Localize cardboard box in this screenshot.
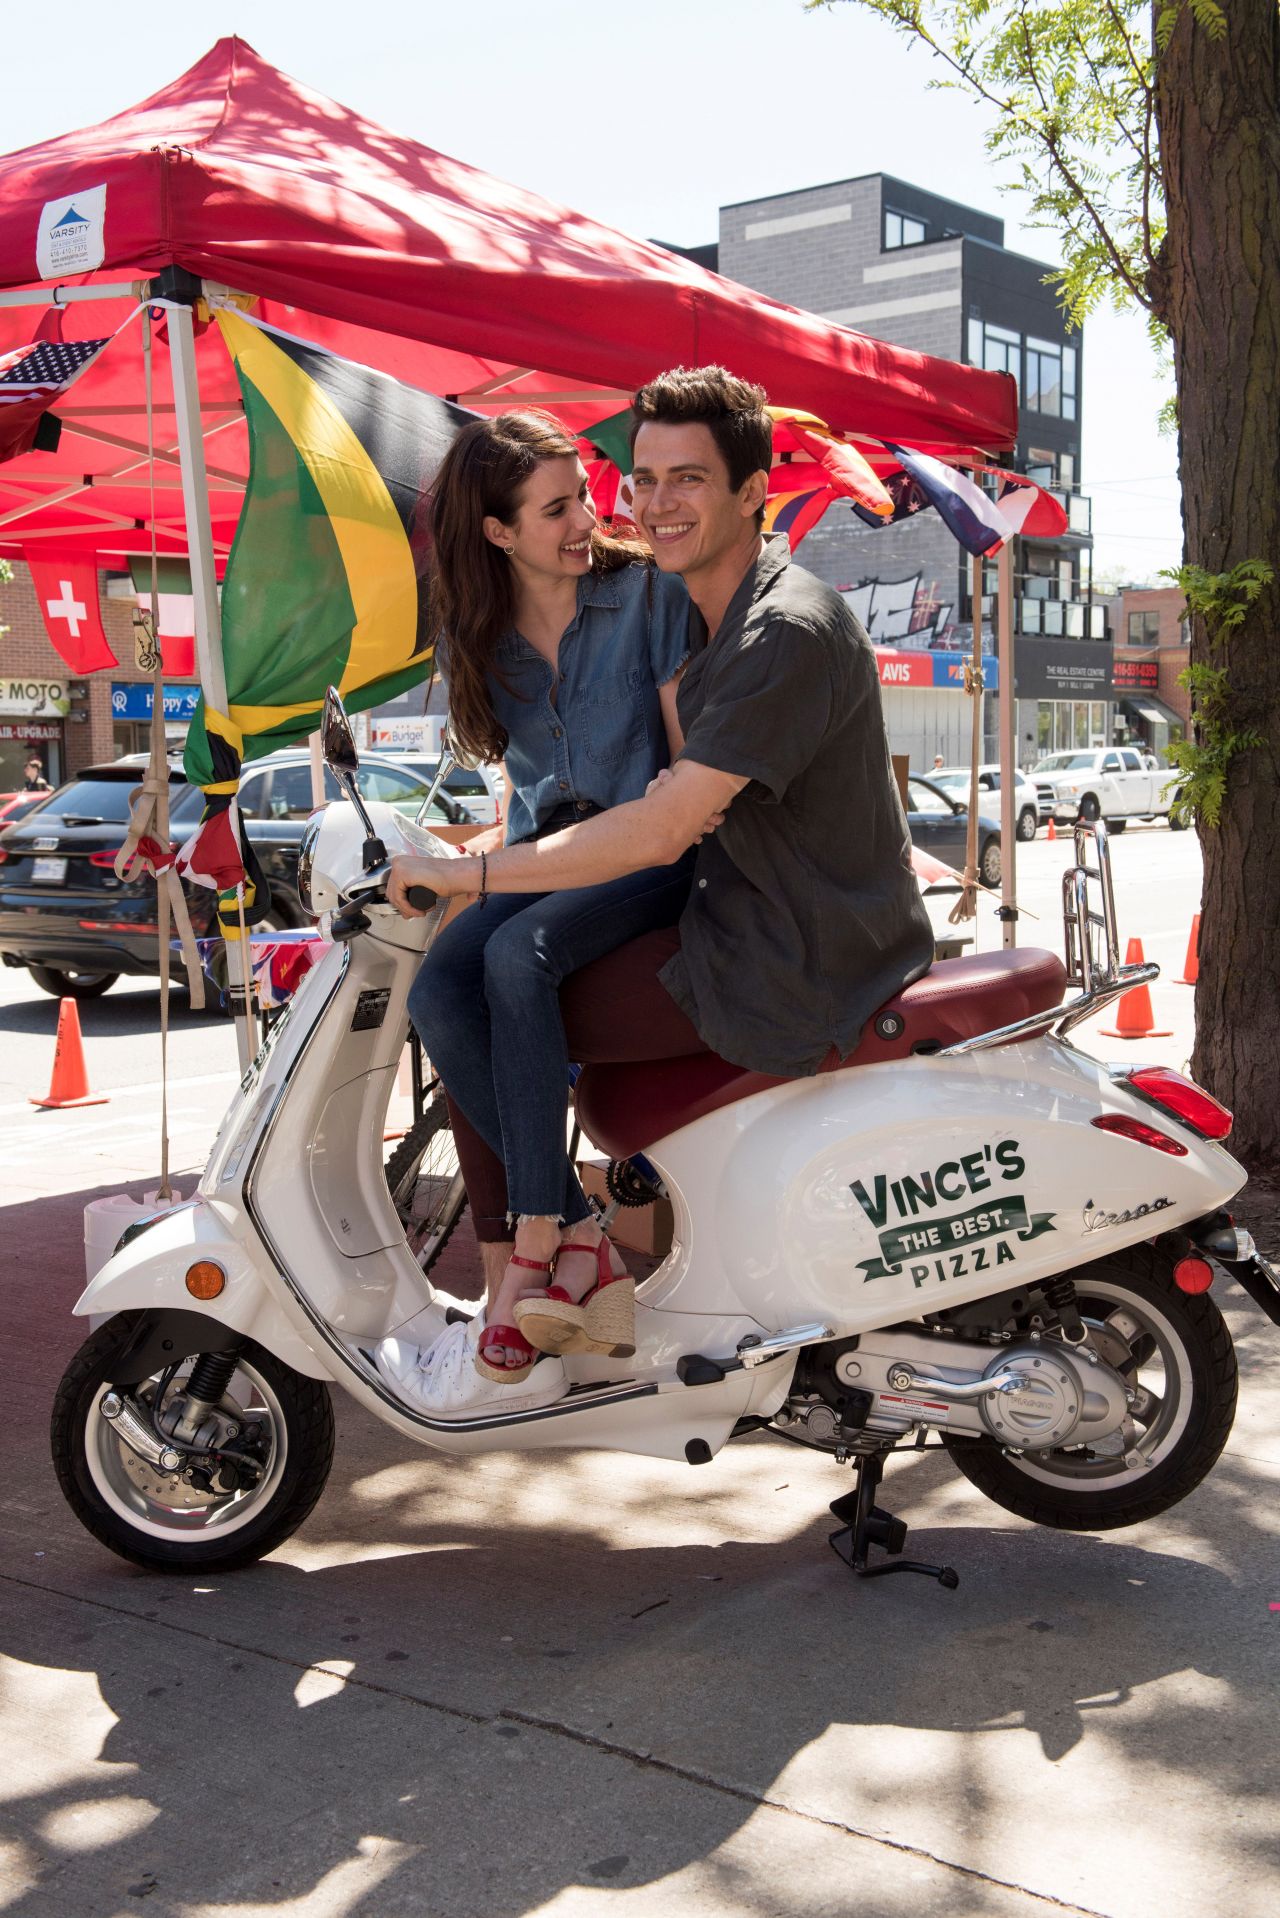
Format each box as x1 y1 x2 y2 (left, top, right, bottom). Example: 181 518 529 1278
579 1160 674 1257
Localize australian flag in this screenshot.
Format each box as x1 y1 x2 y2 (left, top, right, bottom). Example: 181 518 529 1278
0 336 110 466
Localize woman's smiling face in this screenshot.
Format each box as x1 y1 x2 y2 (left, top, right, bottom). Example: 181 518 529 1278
489 454 598 583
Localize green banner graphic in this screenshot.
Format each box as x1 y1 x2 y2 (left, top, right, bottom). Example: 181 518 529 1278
859 1196 1056 1282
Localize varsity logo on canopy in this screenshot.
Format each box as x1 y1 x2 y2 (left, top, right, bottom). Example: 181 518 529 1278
36 184 107 277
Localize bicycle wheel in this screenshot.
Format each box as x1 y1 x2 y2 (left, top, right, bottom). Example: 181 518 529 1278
384 1088 468 1276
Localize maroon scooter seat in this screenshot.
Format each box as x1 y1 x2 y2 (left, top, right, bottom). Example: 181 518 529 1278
574 947 1068 1161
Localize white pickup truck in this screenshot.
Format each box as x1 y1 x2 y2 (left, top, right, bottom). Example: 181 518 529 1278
1031 748 1182 831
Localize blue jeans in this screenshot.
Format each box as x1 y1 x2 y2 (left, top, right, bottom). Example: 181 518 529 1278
408 855 694 1224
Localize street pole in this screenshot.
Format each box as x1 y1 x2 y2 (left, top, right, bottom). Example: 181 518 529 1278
997 540 1017 949
164 292 255 1069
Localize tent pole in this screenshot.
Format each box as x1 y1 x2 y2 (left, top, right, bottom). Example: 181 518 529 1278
996 539 1017 949
164 293 253 1069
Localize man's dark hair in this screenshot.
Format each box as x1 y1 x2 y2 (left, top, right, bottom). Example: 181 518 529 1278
630 367 772 517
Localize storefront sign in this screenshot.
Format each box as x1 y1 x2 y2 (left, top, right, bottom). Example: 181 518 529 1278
0 721 63 741
930 652 999 692
1014 638 1114 700
1 679 69 717
1112 656 1160 693
874 649 934 688
110 683 201 723
872 649 1000 691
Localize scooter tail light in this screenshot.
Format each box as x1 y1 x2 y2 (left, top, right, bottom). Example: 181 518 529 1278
1127 1066 1232 1141
1091 1114 1188 1156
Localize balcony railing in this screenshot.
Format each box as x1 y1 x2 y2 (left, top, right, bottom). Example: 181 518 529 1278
1018 597 1107 640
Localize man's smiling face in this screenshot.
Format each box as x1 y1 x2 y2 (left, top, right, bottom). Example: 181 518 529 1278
631 420 762 579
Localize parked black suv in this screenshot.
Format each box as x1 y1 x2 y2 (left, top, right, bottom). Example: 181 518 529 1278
0 749 475 999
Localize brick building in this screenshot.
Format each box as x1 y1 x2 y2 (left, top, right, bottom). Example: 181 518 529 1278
1110 585 1189 753
0 560 200 789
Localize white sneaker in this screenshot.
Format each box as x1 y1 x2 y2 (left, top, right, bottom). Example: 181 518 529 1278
373 1317 568 1420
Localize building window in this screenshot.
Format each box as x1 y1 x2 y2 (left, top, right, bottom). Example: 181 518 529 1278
885 210 926 249
1127 610 1161 644
1063 345 1077 420
1026 337 1064 415
967 319 1021 378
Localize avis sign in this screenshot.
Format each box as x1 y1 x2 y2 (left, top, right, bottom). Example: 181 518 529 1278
853 1138 1056 1286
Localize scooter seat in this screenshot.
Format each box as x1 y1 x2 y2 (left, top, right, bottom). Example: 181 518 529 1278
574 947 1068 1161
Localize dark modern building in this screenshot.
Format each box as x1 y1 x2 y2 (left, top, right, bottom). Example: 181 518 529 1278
672 173 1107 769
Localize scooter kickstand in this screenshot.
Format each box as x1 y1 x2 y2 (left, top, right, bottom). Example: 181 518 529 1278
828 1451 959 1590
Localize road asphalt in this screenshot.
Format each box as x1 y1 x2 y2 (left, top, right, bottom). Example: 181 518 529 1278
2 827 1277 1917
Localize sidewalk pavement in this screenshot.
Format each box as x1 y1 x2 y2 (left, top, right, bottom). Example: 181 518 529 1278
2 1167 1279 1916
5 830 1279 1916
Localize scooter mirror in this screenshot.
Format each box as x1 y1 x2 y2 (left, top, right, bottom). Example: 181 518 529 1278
443 717 482 773
321 686 360 774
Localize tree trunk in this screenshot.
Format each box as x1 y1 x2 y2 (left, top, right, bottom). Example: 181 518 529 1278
1154 0 1280 1176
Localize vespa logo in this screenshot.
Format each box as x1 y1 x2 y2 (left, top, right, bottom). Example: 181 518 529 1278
1083 1196 1175 1234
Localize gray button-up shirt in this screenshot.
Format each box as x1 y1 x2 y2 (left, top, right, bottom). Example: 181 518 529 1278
661 537 933 1076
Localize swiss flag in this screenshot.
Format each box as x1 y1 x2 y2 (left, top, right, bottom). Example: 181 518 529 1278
27 558 117 673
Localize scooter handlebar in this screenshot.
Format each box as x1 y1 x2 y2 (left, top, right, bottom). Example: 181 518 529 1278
405 885 438 912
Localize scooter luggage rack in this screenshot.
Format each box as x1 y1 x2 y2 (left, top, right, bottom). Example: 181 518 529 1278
940 819 1158 1055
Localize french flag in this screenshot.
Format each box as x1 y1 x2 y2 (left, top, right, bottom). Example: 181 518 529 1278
886 445 1016 556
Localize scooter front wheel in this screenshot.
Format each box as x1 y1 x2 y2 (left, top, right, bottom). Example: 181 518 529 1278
51 1317 335 1573
942 1245 1237 1530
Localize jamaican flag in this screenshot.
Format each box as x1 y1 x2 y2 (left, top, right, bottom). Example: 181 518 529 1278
181 312 469 924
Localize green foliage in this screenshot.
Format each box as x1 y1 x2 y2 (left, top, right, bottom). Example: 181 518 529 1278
1163 558 1274 636
1159 559 1273 826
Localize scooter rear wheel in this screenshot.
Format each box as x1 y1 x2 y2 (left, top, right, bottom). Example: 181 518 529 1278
942 1245 1237 1530
51 1317 335 1573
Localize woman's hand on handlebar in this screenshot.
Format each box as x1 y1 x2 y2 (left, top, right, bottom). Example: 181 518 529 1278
387 853 476 918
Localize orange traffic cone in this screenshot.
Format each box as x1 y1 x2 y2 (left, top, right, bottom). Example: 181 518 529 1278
30 997 109 1109
1178 912 1200 986
1100 938 1173 1039
1046 816 1056 842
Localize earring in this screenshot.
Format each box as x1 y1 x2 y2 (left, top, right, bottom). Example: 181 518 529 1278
503 543 515 556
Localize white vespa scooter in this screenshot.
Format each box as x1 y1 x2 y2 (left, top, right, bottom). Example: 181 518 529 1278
52 693 1280 1590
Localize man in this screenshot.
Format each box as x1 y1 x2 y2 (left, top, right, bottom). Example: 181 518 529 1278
22 755 51 793
932 753 945 771
380 366 932 1411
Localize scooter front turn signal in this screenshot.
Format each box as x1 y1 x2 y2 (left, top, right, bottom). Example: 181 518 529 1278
186 1261 226 1300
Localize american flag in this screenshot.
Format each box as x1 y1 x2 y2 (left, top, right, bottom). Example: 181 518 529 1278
0 336 110 465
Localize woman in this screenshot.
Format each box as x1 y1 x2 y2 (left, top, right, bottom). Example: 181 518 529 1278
378 412 694 1413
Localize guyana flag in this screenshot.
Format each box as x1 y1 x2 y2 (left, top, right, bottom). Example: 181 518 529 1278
181 311 469 924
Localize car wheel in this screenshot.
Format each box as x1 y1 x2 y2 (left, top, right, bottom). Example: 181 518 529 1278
28 964 119 1001
1016 806 1038 842
979 837 1002 888
1168 810 1189 832
1107 818 1127 834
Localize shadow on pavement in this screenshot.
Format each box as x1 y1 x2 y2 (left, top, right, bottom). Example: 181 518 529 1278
0 982 226 1040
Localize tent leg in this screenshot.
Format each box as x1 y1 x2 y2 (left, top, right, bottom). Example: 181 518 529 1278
164 293 254 1070
996 540 1017 949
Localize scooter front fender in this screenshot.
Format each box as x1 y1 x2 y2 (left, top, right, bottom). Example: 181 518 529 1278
74 1196 332 1381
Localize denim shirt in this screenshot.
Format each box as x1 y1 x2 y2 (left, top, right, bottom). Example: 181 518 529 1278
489 562 692 844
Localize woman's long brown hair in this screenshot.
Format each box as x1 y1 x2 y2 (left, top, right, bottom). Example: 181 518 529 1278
428 411 645 764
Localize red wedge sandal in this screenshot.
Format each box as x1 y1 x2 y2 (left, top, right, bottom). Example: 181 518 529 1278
474 1253 553 1384
515 1234 635 1359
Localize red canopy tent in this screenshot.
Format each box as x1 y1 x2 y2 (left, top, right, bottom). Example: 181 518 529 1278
0 36 1017 568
